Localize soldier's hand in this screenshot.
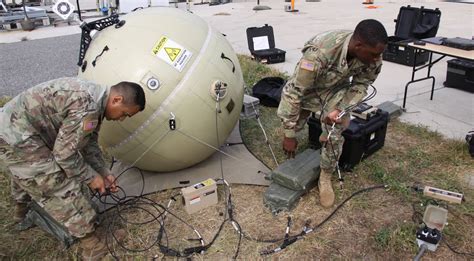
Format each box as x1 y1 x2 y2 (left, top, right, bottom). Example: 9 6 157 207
323 109 342 125
104 174 118 193
88 175 106 195
283 136 298 159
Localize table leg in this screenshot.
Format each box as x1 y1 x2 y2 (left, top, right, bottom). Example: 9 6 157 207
403 48 419 109
428 52 435 100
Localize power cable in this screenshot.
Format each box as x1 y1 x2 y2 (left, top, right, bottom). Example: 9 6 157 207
321 84 377 187
444 240 474 257
243 86 279 166
91 167 208 259
257 184 386 255
213 83 246 259
95 164 387 258
236 185 387 252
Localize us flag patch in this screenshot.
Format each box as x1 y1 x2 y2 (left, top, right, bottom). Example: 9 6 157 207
83 119 98 131
300 59 315 71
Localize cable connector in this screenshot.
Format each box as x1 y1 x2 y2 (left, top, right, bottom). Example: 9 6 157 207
231 220 240 232
302 219 312 234
183 245 207 255
260 247 281 255
159 245 181 257
169 112 176 130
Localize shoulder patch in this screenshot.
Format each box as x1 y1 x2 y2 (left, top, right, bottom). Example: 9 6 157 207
300 59 316 71
83 119 98 132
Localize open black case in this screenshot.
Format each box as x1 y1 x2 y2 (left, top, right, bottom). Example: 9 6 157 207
246 24 286 64
383 5 441 66
308 109 389 171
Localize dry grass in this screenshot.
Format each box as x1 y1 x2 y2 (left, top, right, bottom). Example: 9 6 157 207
0 96 11 107
0 57 473 259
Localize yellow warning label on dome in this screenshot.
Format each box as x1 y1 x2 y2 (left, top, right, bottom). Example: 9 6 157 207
152 36 192 72
165 47 181 62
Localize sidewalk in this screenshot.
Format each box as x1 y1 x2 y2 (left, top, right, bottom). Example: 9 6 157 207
1 0 473 139
189 0 473 140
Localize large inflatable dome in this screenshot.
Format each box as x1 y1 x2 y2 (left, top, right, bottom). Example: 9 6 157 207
78 7 244 172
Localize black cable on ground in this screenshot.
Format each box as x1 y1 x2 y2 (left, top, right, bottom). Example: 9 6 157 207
94 169 387 258
236 184 387 250
91 167 212 259
445 240 474 257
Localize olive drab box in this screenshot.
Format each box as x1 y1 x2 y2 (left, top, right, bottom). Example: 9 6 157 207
264 149 320 214
246 24 286 64
383 5 441 66
263 182 305 214
271 149 321 191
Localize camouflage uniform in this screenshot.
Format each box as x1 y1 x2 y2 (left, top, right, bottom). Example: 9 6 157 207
277 30 382 171
0 77 110 238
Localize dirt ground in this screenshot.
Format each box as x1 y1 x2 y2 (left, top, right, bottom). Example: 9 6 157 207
1 120 473 260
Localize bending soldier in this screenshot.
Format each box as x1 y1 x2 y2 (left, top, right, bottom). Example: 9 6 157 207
277 19 388 208
0 77 146 260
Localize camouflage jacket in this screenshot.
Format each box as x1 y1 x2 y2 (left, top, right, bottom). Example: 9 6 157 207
278 30 382 138
0 77 109 182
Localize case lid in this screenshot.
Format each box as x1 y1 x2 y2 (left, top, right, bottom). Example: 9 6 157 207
246 24 276 52
412 7 441 39
394 5 419 39
394 5 441 40
423 204 447 230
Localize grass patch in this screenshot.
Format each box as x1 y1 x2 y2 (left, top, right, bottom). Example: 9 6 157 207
0 96 11 107
389 223 419 253
238 54 288 90
374 227 390 249
0 56 472 259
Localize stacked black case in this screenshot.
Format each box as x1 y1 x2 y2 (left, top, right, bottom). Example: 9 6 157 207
246 24 286 64
444 59 474 93
383 5 441 66
308 110 389 171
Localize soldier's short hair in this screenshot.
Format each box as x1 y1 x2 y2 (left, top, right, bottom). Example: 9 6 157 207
111 82 146 111
354 19 388 47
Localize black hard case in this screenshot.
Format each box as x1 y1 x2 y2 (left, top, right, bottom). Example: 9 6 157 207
444 59 474 93
442 37 474 51
246 24 286 64
308 110 389 171
383 6 441 66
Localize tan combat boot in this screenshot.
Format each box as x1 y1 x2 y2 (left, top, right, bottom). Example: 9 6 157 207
14 202 29 222
79 229 127 261
318 169 335 208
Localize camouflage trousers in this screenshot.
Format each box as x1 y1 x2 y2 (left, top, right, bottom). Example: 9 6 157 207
0 137 97 238
293 109 349 172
